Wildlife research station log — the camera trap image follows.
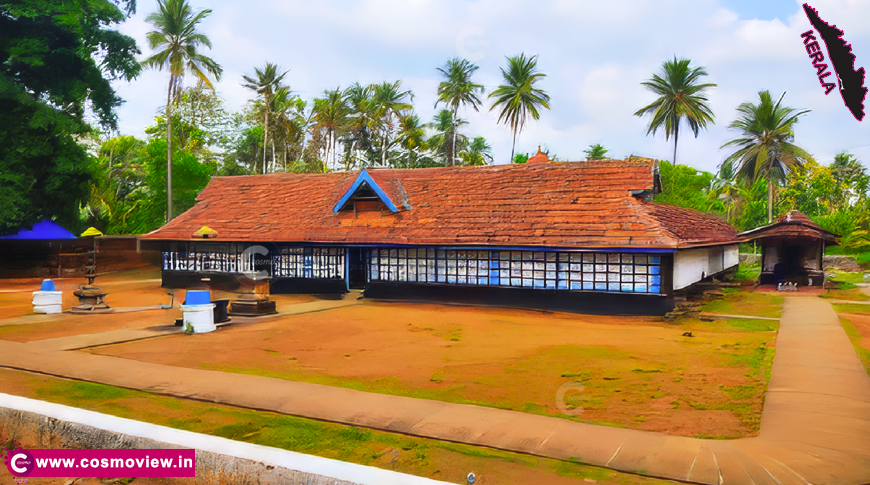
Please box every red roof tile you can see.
[142,159,740,249]
[527,146,549,164]
[738,210,839,243]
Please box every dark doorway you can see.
[348,248,367,289]
[782,245,802,277]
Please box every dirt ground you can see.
[1,268,777,439]
[89,295,773,438]
[0,268,316,342]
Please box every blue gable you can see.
[332,169,399,213]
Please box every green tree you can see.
[392,113,435,169]
[0,0,141,235]
[584,144,609,160]
[312,87,351,170]
[830,152,869,208]
[720,90,811,223]
[488,53,550,163]
[82,136,147,233]
[435,58,484,166]
[513,153,530,164]
[372,81,414,166]
[269,87,308,171]
[460,137,494,166]
[143,0,222,222]
[241,62,288,173]
[653,161,724,214]
[428,109,468,165]
[634,57,716,167]
[125,139,212,233]
[341,82,378,168]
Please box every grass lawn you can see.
[822,286,870,301]
[0,369,670,485]
[90,296,781,439]
[699,289,784,319]
[826,270,868,285]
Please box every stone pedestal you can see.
[71,286,111,313]
[229,293,277,316]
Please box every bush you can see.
[857,253,870,265]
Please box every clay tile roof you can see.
[737,210,839,243]
[142,159,740,249]
[527,145,549,164]
[641,203,739,247]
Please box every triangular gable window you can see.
[333,169,399,213]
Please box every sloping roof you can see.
[143,159,739,249]
[643,204,740,247]
[738,210,839,243]
[527,146,549,164]
[0,220,77,240]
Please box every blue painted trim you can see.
[332,169,399,213]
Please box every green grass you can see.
[19,374,668,485]
[700,290,784,319]
[722,318,778,332]
[840,316,870,377]
[822,287,870,301]
[833,303,870,314]
[827,271,867,284]
[675,341,776,435]
[734,264,761,282]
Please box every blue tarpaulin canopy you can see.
[0,220,77,240]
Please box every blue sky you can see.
[112,0,870,173]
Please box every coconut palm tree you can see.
[143,0,222,221]
[429,109,468,165]
[312,87,351,171]
[634,57,716,167]
[584,144,609,160]
[720,90,811,223]
[488,53,550,163]
[371,81,414,166]
[242,62,289,173]
[460,136,494,166]
[435,58,484,166]
[269,87,306,170]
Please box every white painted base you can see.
[0,393,451,485]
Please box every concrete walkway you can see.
[1,297,869,484]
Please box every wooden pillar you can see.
[819,240,825,271]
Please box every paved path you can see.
[1,297,869,484]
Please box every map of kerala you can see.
[803,3,866,121]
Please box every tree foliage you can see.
[720,90,811,223]
[634,57,716,166]
[488,53,550,163]
[0,0,141,235]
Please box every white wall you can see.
[673,245,739,290]
[724,244,739,269]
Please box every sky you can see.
[111,0,870,174]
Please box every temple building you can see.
[141,157,741,315]
[738,211,839,287]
